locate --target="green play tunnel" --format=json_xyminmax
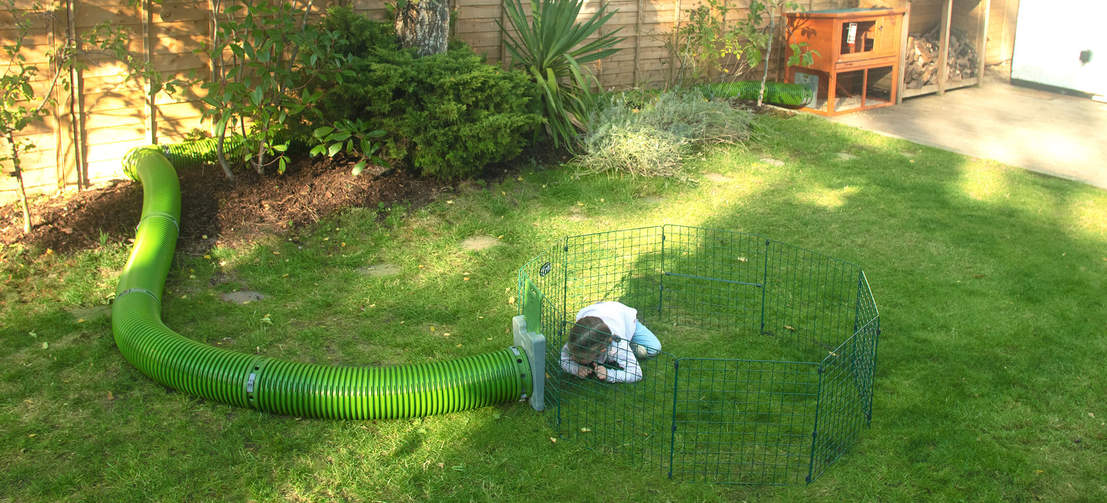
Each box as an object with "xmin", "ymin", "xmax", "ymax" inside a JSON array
[
  {"xmin": 111, "ymin": 146, "xmax": 532, "ymax": 419},
  {"xmin": 702, "ymin": 80, "xmax": 814, "ymax": 107}
]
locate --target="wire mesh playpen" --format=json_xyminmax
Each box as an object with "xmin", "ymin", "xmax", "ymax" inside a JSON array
[{"xmin": 518, "ymin": 225, "xmax": 879, "ymax": 485}]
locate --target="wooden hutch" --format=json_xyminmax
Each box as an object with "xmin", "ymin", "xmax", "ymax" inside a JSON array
[{"xmin": 785, "ymin": 8, "xmax": 906, "ymax": 115}]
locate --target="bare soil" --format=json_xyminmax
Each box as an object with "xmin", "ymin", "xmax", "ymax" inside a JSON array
[{"xmin": 0, "ymin": 157, "xmax": 445, "ymax": 255}]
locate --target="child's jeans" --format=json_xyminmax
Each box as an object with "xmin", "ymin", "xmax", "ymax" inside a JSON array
[{"xmin": 632, "ymin": 321, "xmax": 661, "ymax": 356}]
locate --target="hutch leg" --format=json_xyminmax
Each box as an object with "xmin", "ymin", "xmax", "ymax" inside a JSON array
[{"xmin": 862, "ymin": 68, "xmax": 869, "ymax": 109}]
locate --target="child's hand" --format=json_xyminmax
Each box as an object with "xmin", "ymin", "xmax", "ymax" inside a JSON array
[
  {"xmin": 594, "ymin": 365, "xmax": 607, "ymax": 381},
  {"xmin": 576, "ymin": 365, "xmax": 593, "ymax": 379}
]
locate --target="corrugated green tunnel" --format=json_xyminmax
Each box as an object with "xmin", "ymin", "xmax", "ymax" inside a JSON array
[
  {"xmin": 702, "ymin": 81, "xmax": 815, "ymax": 107},
  {"xmin": 111, "ymin": 146, "xmax": 532, "ymax": 419}
]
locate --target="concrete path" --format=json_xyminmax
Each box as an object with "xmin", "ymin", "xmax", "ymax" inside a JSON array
[{"xmin": 826, "ymin": 76, "xmax": 1107, "ymax": 190}]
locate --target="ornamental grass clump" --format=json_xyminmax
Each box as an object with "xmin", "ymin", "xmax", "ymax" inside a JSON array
[
  {"xmin": 575, "ymin": 90, "xmax": 753, "ymax": 178},
  {"xmin": 577, "ymin": 125, "xmax": 688, "ymax": 178}
]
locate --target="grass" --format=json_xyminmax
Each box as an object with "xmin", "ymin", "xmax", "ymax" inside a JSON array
[{"xmin": 2, "ymin": 113, "xmax": 1106, "ymax": 501}]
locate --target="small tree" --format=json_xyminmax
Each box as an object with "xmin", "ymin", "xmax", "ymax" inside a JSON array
[
  {"xmin": 667, "ymin": 0, "xmax": 770, "ymax": 86},
  {"xmin": 2, "ymin": 1, "xmax": 163, "ymax": 233},
  {"xmin": 201, "ymin": 0, "xmax": 332, "ymax": 178},
  {"xmin": 0, "ymin": 10, "xmax": 41, "ymax": 234},
  {"xmin": 756, "ymin": 1, "xmax": 817, "ymax": 107},
  {"xmin": 666, "ymin": 0, "xmax": 815, "ymax": 106}
]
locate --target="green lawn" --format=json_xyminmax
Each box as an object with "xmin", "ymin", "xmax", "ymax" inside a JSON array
[{"xmin": 2, "ymin": 114, "xmax": 1105, "ymax": 502}]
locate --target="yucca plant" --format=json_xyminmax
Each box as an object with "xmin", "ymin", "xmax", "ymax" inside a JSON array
[{"xmin": 498, "ymin": 0, "xmax": 623, "ymax": 148}]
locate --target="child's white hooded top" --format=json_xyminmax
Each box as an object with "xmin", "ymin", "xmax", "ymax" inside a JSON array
[{"xmin": 559, "ymin": 302, "xmax": 642, "ymax": 383}]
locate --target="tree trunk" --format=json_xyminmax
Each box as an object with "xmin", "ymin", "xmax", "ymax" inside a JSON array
[
  {"xmin": 395, "ymin": 0, "xmax": 450, "ymax": 57},
  {"xmin": 7, "ymin": 132, "xmax": 32, "ymax": 233},
  {"xmin": 757, "ymin": 6, "xmax": 776, "ymax": 108}
]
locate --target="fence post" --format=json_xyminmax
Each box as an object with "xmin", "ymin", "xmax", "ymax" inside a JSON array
[
  {"xmin": 51, "ymin": 3, "xmax": 71, "ymax": 192},
  {"xmin": 806, "ymin": 364, "xmax": 824, "ymax": 484},
  {"xmin": 760, "ymin": 239, "xmax": 770, "ymax": 334},
  {"xmin": 658, "ymin": 226, "xmax": 665, "ymax": 315},
  {"xmin": 499, "ymin": 0, "xmax": 507, "ymax": 69},
  {"xmin": 633, "ymin": 0, "xmax": 642, "ymax": 87},
  {"xmin": 142, "ymin": 0, "xmax": 158, "ymax": 145},
  {"xmin": 668, "ymin": 0, "xmax": 681, "ymax": 84},
  {"xmin": 68, "ymin": 0, "xmax": 88, "ymax": 191},
  {"xmin": 853, "ymin": 270, "xmax": 864, "ymax": 334},
  {"xmin": 667, "ymin": 359, "xmax": 680, "ymax": 479},
  {"xmin": 561, "ymin": 238, "xmax": 569, "ymax": 326}
]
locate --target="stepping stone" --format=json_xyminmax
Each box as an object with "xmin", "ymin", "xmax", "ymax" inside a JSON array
[
  {"xmin": 760, "ymin": 157, "xmax": 785, "ymax": 167},
  {"xmin": 704, "ymin": 172, "xmax": 731, "ymax": 183},
  {"xmin": 461, "ymin": 235, "xmax": 500, "ymax": 251},
  {"xmin": 836, "ymin": 152, "xmax": 858, "ymax": 161},
  {"xmin": 221, "ymin": 291, "xmax": 266, "ymax": 304},
  {"xmin": 359, "ymin": 263, "xmax": 402, "ymax": 277},
  {"xmin": 67, "ymin": 305, "xmax": 110, "ymax": 322}
]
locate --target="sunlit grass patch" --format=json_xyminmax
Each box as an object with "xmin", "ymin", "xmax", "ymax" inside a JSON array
[{"xmin": 796, "ymin": 184, "xmax": 860, "ymax": 209}]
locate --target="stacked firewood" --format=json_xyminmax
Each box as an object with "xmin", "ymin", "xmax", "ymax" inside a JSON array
[{"xmin": 904, "ymin": 27, "xmax": 978, "ymax": 89}]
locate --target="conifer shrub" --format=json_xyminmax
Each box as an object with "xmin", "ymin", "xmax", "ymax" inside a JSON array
[{"xmin": 308, "ymin": 8, "xmax": 541, "ymax": 180}]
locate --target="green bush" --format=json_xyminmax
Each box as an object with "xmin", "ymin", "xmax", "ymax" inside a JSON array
[
  {"xmin": 575, "ymin": 89, "xmax": 753, "ymax": 178},
  {"xmin": 308, "ymin": 8, "xmax": 541, "ymax": 180},
  {"xmin": 320, "ymin": 6, "xmax": 399, "ymax": 57},
  {"xmin": 401, "ymin": 52, "xmax": 543, "ymax": 179}
]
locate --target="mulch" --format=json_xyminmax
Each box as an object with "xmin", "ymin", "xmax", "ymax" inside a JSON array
[{"xmin": 0, "ymin": 157, "xmax": 445, "ymax": 256}]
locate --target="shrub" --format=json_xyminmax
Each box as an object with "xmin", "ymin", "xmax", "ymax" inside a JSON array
[
  {"xmin": 320, "ymin": 6, "xmax": 398, "ymax": 57},
  {"xmin": 201, "ymin": 1, "xmax": 335, "ymax": 176},
  {"xmin": 400, "ymin": 51, "xmax": 542, "ymax": 179},
  {"xmin": 575, "ymin": 89, "xmax": 753, "ymax": 178},
  {"xmin": 308, "ymin": 9, "xmax": 541, "ymax": 180},
  {"xmin": 667, "ymin": 0, "xmax": 768, "ymax": 85}
]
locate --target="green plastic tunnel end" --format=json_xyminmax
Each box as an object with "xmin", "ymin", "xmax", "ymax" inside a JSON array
[
  {"xmin": 701, "ymin": 80, "xmax": 815, "ymax": 108},
  {"xmin": 112, "ymin": 147, "xmax": 533, "ymax": 419}
]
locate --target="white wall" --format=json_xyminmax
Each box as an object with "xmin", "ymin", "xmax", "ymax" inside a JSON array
[{"xmin": 1011, "ymin": 0, "xmax": 1106, "ymax": 97}]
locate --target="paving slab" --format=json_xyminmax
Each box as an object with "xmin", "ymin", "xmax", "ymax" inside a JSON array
[{"xmin": 827, "ymin": 76, "xmax": 1107, "ymax": 190}]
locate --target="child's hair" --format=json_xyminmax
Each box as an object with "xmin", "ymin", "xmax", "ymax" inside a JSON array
[{"xmin": 569, "ymin": 316, "xmax": 612, "ymax": 363}]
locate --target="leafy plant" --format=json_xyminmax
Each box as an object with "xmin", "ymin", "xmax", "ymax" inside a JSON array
[
  {"xmin": 498, "ymin": 0, "xmax": 623, "ymax": 148},
  {"xmin": 309, "ymin": 120, "xmax": 386, "ymax": 176},
  {"xmin": 754, "ymin": 1, "xmax": 805, "ymax": 107},
  {"xmin": 668, "ymin": 0, "xmax": 770, "ymax": 85},
  {"xmin": 2, "ymin": 0, "xmax": 172, "ymax": 233},
  {"xmin": 182, "ymin": 128, "xmax": 212, "ymax": 142},
  {"xmin": 0, "ymin": 15, "xmax": 40, "ymax": 233},
  {"xmin": 201, "ymin": 0, "xmax": 333, "ymax": 178},
  {"xmin": 786, "ymin": 42, "xmax": 819, "ymax": 68},
  {"xmin": 667, "ymin": 0, "xmax": 813, "ymax": 106}
]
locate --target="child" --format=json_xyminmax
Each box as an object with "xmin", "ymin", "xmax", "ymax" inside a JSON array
[{"xmin": 559, "ymin": 301, "xmax": 661, "ymax": 383}]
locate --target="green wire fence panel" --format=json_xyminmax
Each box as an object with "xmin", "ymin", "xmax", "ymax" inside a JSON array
[{"xmin": 518, "ymin": 225, "xmax": 880, "ymax": 485}]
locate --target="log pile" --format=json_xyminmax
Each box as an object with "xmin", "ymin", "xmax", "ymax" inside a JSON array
[{"xmin": 904, "ymin": 27, "xmax": 978, "ymax": 89}]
